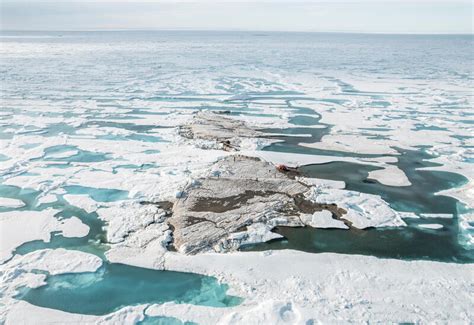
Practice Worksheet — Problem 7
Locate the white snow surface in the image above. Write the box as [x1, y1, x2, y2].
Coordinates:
[306, 187, 407, 229]
[60, 216, 90, 238]
[3, 249, 473, 324]
[96, 202, 167, 244]
[150, 250, 473, 324]
[63, 194, 99, 213]
[418, 224, 444, 230]
[227, 223, 284, 246]
[36, 194, 58, 205]
[300, 210, 349, 229]
[0, 198, 25, 208]
[2, 248, 102, 278]
[420, 213, 453, 219]
[0, 209, 90, 263]
[4, 302, 147, 325]
[367, 165, 412, 187]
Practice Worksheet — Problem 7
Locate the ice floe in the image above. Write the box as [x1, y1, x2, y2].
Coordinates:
[306, 188, 407, 229]
[36, 194, 57, 205]
[63, 194, 99, 213]
[4, 301, 146, 325]
[96, 202, 168, 244]
[300, 210, 349, 229]
[367, 165, 411, 187]
[0, 209, 90, 263]
[418, 224, 444, 230]
[420, 213, 453, 219]
[157, 250, 474, 324]
[0, 197, 25, 208]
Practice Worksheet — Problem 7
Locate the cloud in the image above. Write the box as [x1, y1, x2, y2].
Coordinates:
[1, 0, 472, 33]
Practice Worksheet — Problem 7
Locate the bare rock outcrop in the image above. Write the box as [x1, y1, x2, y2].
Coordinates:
[179, 112, 270, 151]
[169, 155, 345, 254]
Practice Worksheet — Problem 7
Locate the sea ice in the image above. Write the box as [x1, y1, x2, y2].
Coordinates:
[418, 224, 444, 230]
[300, 210, 349, 229]
[45, 149, 79, 160]
[96, 202, 168, 244]
[0, 209, 90, 263]
[0, 197, 25, 208]
[1, 34, 473, 324]
[367, 165, 412, 187]
[226, 223, 284, 248]
[420, 213, 453, 219]
[63, 194, 99, 213]
[36, 194, 58, 205]
[159, 250, 474, 324]
[306, 188, 407, 229]
[59, 216, 90, 238]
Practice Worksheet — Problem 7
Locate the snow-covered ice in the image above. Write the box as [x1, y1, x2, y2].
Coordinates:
[306, 188, 407, 229]
[300, 210, 349, 229]
[0, 31, 472, 324]
[418, 224, 444, 230]
[0, 198, 25, 208]
[0, 209, 90, 263]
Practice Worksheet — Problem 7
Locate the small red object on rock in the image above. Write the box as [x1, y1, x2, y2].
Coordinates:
[276, 164, 289, 172]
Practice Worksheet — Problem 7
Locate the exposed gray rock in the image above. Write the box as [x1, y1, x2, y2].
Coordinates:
[179, 111, 269, 151]
[169, 155, 345, 254]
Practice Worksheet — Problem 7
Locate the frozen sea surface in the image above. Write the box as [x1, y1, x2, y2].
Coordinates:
[0, 31, 473, 318]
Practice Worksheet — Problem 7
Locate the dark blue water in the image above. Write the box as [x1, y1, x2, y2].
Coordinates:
[247, 148, 473, 262]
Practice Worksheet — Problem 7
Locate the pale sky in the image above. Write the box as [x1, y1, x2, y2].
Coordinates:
[1, 0, 472, 34]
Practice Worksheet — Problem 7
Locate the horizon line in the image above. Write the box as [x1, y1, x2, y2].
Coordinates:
[1, 28, 473, 36]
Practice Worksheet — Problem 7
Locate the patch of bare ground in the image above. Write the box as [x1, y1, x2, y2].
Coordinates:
[169, 155, 346, 254]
